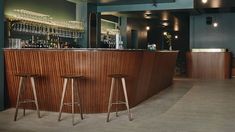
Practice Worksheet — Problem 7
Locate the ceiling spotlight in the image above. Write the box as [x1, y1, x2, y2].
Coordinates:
[175, 35, 178, 39]
[153, 0, 158, 7]
[202, 0, 208, 4]
[213, 22, 218, 27]
[146, 26, 150, 31]
[163, 32, 167, 36]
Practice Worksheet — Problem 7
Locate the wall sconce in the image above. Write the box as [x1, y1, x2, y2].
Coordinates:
[146, 26, 150, 30]
[162, 22, 169, 27]
[213, 22, 218, 27]
[206, 16, 219, 28]
[202, 0, 208, 4]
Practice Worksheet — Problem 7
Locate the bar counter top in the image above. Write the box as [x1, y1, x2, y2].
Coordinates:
[4, 48, 178, 52]
[4, 49, 178, 113]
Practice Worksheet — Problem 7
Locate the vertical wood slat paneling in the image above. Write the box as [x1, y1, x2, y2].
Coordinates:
[186, 52, 231, 79]
[4, 49, 178, 113]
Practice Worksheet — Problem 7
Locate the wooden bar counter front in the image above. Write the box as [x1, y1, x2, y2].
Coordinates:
[4, 49, 178, 113]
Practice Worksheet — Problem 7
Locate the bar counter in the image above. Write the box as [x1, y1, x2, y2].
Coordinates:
[186, 50, 231, 79]
[4, 48, 178, 113]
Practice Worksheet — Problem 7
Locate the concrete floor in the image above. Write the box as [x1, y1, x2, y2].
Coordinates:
[1, 78, 235, 132]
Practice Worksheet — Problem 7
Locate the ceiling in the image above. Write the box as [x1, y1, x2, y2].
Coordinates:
[102, 10, 190, 30]
[94, 0, 235, 30]
[73, 0, 235, 9]
[85, 0, 175, 6]
[68, 0, 235, 14]
[195, 0, 235, 9]
[102, 10, 190, 20]
[194, 0, 235, 14]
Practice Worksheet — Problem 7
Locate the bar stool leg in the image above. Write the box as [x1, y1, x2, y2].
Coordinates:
[107, 78, 115, 122]
[116, 81, 119, 117]
[58, 78, 68, 121]
[75, 80, 84, 120]
[21, 78, 26, 116]
[14, 77, 24, 121]
[23, 107, 26, 116]
[30, 77, 40, 118]
[71, 79, 75, 125]
[121, 78, 132, 121]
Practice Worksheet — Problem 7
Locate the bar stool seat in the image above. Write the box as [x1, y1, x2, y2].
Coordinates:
[108, 74, 128, 78]
[106, 74, 132, 122]
[15, 73, 39, 78]
[14, 73, 40, 121]
[61, 75, 84, 78]
[58, 74, 84, 125]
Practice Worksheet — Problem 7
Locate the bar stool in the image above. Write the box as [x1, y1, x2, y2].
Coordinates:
[14, 73, 40, 121]
[58, 75, 84, 125]
[106, 74, 132, 122]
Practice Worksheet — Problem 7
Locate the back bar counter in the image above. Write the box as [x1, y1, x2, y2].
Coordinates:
[186, 49, 231, 79]
[4, 48, 178, 113]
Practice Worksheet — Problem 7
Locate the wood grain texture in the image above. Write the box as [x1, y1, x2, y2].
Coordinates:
[4, 49, 178, 113]
[186, 52, 231, 79]
[232, 58, 235, 77]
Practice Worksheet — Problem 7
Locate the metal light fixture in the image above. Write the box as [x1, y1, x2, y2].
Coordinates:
[152, 0, 158, 7]
[144, 14, 151, 19]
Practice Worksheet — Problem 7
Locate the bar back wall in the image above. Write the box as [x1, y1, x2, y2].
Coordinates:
[190, 12, 235, 57]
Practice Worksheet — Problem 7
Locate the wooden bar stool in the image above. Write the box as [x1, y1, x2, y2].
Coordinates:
[58, 75, 84, 125]
[106, 74, 132, 122]
[14, 73, 40, 121]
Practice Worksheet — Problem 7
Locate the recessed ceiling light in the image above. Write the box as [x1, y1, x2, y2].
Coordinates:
[175, 35, 178, 39]
[202, 0, 208, 4]
[163, 32, 167, 36]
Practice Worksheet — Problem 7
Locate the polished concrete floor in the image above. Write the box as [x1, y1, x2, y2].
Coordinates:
[1, 78, 235, 132]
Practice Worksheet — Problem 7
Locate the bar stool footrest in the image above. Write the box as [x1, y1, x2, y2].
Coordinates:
[64, 102, 80, 107]
[111, 101, 126, 105]
[19, 99, 36, 104]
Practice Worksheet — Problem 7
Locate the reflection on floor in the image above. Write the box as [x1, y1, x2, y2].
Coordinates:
[1, 78, 235, 132]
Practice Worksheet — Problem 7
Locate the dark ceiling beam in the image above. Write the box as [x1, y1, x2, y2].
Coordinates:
[87, 0, 175, 6]
[195, 0, 235, 9]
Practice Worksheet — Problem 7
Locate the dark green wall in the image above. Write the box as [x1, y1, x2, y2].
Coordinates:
[127, 18, 148, 49]
[0, 0, 4, 111]
[4, 0, 76, 21]
[190, 13, 235, 56]
[148, 15, 189, 51]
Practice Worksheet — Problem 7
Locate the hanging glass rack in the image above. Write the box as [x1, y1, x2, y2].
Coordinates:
[6, 9, 84, 38]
